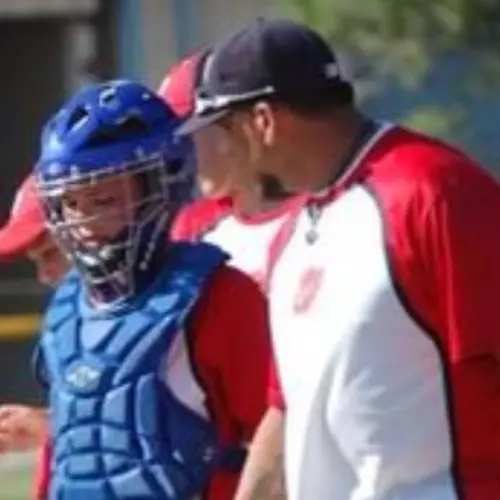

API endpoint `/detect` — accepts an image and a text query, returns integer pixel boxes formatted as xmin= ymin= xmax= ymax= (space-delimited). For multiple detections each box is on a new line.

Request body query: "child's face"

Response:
xmin=60 ymin=172 xmax=140 ymax=247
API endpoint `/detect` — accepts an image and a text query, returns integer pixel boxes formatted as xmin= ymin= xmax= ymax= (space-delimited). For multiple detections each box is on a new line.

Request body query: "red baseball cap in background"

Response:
xmin=0 ymin=174 xmax=46 ymax=259
xmin=157 ymin=52 xmax=204 ymax=118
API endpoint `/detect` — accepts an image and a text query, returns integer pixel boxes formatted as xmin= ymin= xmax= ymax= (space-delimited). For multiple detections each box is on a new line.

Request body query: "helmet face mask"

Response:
xmin=35 ymin=80 xmax=195 ymax=306
xmin=40 ymin=154 xmax=177 ymax=304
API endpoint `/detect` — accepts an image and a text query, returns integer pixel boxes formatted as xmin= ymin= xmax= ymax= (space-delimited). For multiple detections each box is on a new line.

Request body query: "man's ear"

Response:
xmin=252 ymin=101 xmax=276 ymax=147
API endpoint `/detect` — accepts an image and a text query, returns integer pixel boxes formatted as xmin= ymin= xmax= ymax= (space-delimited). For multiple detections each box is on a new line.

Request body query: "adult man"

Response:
xmin=178 ymin=18 xmax=500 ymax=500
xmin=160 ymin=52 xmax=297 ymax=499
xmin=14 ymin=80 xmax=271 ymax=500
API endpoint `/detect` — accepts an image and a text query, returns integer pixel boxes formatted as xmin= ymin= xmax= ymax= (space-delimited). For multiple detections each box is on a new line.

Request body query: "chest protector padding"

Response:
xmin=40 ymin=242 xmax=229 ymax=500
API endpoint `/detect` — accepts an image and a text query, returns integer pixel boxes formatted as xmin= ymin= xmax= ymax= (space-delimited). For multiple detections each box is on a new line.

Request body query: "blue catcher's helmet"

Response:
xmin=35 ymin=80 xmax=195 ymax=305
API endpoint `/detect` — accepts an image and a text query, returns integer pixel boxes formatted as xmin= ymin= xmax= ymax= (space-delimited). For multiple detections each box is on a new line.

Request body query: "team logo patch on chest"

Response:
xmin=65 ymin=359 xmax=103 ymax=393
xmin=293 ymin=267 xmax=324 ymax=314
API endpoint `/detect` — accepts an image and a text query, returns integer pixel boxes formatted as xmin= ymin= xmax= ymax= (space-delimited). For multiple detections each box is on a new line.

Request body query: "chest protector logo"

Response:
xmin=65 ymin=360 xmax=102 ymax=390
xmin=39 ymin=243 xmax=235 ymax=500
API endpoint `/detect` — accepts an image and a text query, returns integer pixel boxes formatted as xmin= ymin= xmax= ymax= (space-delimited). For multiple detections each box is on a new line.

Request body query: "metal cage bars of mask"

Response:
xmin=36 ymin=153 xmax=187 ymax=305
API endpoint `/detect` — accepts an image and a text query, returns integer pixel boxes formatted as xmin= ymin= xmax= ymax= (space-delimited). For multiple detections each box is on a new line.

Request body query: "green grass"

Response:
xmin=0 ymin=465 xmax=32 ymax=500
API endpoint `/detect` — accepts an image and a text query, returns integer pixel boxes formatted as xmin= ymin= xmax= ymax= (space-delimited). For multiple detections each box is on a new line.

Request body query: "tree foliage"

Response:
xmin=277 ymin=0 xmax=500 ymax=158
xmin=278 ymin=0 xmax=500 ymax=87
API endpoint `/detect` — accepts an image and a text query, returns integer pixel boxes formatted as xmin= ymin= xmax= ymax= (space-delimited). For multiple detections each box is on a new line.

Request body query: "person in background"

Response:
xmin=0 ymin=174 xmax=67 ymax=286
xmin=178 ymin=17 xmax=500 ymax=500
xmin=0 ymin=174 xmax=68 ymax=499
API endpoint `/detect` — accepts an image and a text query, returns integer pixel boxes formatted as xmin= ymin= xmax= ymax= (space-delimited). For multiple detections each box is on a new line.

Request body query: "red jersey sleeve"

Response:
xmin=420 ymin=166 xmax=500 ymax=360
xmin=189 ymin=264 xmax=271 ymax=442
xmin=188 ymin=265 xmax=272 ymax=500
xmin=369 ymin=129 xmax=500 ymax=494
xmin=378 ymin=159 xmax=500 ymax=362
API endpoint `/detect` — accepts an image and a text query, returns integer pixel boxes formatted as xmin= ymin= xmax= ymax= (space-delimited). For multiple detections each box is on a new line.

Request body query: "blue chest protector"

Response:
xmin=39 ymin=242 xmax=241 ymax=500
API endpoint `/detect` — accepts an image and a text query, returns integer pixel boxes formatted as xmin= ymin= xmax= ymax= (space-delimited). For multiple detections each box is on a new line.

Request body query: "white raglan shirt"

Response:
xmin=269 ymin=124 xmax=464 ymax=500
xmin=202 ymin=207 xmax=295 ymax=289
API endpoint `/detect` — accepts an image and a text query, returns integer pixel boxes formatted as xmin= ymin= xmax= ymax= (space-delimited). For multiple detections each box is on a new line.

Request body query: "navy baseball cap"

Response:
xmin=176 ymin=18 xmax=349 ymax=136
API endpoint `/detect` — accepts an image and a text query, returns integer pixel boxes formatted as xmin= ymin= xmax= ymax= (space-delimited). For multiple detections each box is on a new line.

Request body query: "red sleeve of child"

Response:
xmin=189 ymin=264 xmax=271 ymax=443
xmin=188 ymin=265 xmax=272 ymax=500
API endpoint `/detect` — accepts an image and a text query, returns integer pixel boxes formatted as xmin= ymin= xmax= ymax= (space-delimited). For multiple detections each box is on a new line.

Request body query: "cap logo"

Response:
xmin=324 ymin=62 xmax=339 ymax=79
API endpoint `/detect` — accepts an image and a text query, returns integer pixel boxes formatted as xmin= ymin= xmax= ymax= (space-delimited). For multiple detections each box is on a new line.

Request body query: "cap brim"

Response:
xmin=0 ymin=219 xmax=45 ymax=259
xmin=175 ymin=109 xmax=230 ymax=136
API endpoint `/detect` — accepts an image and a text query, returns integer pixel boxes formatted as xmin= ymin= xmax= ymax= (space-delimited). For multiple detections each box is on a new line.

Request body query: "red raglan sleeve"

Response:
xmin=384 ymin=160 xmax=500 ymax=361
xmin=377 ymin=156 xmax=500 ymax=487
xmin=421 ymin=166 xmax=500 ymax=360
xmin=190 ymin=265 xmax=271 ymax=442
